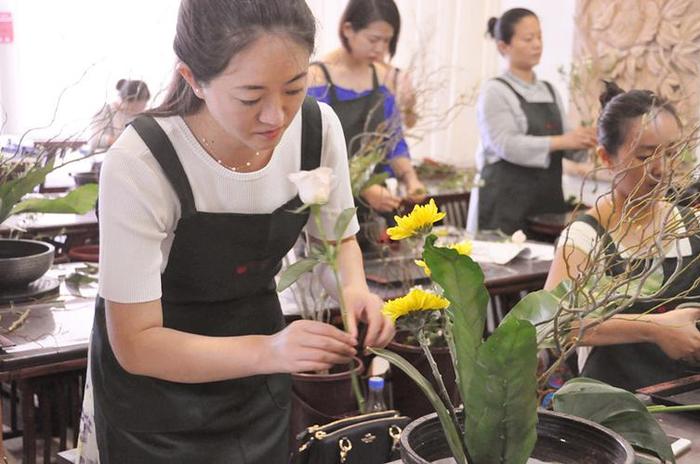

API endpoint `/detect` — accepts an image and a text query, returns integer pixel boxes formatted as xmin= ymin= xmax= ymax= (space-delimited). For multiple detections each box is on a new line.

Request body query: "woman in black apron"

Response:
xmin=307 ymin=0 xmax=425 ymax=220
xmin=546 ymin=81 xmax=700 ymax=391
xmin=471 ymin=8 xmax=597 ymax=235
xmin=90 ymin=1 xmax=394 ymax=462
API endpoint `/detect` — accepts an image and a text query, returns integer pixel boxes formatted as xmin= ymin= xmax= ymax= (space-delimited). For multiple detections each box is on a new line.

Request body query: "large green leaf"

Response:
xmin=464 ymin=317 xmax=538 ymax=464
xmin=553 ymin=377 xmax=675 ymax=463
xmin=423 ymin=235 xmax=489 ymax=407
xmin=11 ymin=184 xmax=98 ymax=216
xmin=370 ymin=347 xmax=468 ymax=464
xmin=334 ymin=207 xmax=358 ymax=241
xmin=276 ymin=257 xmax=319 ymax=293
xmin=503 ymin=290 xmax=562 ymax=348
xmin=0 ymin=161 xmax=55 ymax=223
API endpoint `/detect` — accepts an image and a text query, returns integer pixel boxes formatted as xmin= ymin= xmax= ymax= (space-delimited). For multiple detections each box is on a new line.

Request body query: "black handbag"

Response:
xmin=294 ymin=410 xmax=411 ymax=464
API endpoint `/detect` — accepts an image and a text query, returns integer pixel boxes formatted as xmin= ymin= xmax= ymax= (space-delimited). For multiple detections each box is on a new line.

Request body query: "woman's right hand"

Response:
xmin=650 ymin=307 xmax=700 ymax=362
xmin=265 ymin=320 xmax=357 ymax=373
xmin=361 ymin=184 xmax=402 ymax=213
xmin=551 ymin=127 xmax=597 ymax=151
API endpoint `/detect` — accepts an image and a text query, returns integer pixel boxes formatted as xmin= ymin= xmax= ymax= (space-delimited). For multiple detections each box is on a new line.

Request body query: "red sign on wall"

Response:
xmin=0 ymin=12 xmax=13 ymax=44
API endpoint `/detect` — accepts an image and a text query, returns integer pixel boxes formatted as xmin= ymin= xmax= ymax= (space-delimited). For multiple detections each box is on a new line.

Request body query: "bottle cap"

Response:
xmin=368 ymin=376 xmax=384 ymax=390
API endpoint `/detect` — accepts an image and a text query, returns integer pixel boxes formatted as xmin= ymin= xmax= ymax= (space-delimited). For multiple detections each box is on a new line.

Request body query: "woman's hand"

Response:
xmin=404 ymin=178 xmax=427 ymax=203
xmin=266 ymin=320 xmax=357 ymax=373
xmin=650 ymin=307 xmax=700 ymax=362
xmin=551 ymin=126 xmax=597 ymax=151
xmin=342 ymin=286 xmax=395 ymax=350
xmin=361 ymin=184 xmax=402 ymax=212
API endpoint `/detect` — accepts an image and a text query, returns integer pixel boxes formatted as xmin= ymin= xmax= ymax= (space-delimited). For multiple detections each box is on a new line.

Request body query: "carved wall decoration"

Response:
xmin=571 ymin=0 xmax=700 ymax=128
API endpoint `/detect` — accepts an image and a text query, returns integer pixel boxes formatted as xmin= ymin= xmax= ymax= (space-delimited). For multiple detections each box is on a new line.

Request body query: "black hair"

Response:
xmin=116 ymin=79 xmax=150 ymax=102
xmin=486 ymin=8 xmax=537 ymax=44
xmin=339 ymin=0 xmax=401 ymax=58
xmin=597 ymin=80 xmax=681 ymax=155
xmin=150 ymin=0 xmax=316 ymax=116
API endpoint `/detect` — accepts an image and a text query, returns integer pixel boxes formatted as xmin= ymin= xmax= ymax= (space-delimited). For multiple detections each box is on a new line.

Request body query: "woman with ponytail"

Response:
xmin=468 ymin=8 xmax=597 ymax=235
xmin=78 ymin=1 xmax=394 ymax=462
xmin=545 ymin=81 xmax=700 ymax=391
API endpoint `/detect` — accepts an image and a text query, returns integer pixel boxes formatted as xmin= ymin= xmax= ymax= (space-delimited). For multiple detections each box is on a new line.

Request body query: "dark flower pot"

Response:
xmin=400 ymin=409 xmax=634 ymax=464
xmin=0 ymin=239 xmax=54 ymax=289
xmin=389 ymin=333 xmax=459 ymax=419
xmin=290 ymin=357 xmax=364 ymax=445
xmin=71 ymin=171 xmax=99 ymax=186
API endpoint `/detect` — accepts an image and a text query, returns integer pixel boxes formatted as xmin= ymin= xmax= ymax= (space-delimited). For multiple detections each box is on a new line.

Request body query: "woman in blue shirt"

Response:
xmin=308 ymin=0 xmax=425 ymax=215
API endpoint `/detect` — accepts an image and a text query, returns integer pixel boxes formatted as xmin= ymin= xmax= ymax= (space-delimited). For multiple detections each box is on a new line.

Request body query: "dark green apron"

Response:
xmin=311 ymin=63 xmax=393 ymax=225
xmin=478 ymin=77 xmax=568 ymax=234
xmin=91 ymin=98 xmax=322 ymax=463
xmin=579 ymin=209 xmax=700 ymax=391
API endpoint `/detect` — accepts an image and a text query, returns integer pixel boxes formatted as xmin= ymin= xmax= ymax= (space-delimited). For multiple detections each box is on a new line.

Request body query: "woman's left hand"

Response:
xmin=342 ymin=286 xmax=395 ymax=349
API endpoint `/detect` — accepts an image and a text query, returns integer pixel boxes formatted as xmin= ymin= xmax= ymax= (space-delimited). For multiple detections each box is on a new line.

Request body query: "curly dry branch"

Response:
xmin=541 ymin=126 xmax=700 ymax=383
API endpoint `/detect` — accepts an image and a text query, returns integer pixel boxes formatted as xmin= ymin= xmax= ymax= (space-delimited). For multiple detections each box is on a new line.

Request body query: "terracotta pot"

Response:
xmin=388 ymin=333 xmax=459 ymax=419
xmin=290 ymin=357 xmax=364 ymax=445
xmin=400 ymin=409 xmax=634 ymax=464
xmin=67 ymin=244 xmax=99 ymax=263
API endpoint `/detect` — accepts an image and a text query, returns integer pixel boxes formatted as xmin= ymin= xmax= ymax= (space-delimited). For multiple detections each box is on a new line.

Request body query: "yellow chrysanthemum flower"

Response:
xmin=414 ymin=241 xmax=473 ymax=277
xmin=387 ymin=199 xmax=446 ymax=240
xmin=382 ymin=288 xmax=450 ymax=322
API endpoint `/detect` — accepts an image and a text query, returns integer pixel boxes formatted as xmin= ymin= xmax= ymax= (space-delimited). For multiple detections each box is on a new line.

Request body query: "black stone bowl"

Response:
xmin=400 ymin=409 xmax=634 ymax=464
xmin=0 ymin=239 xmax=55 ymax=289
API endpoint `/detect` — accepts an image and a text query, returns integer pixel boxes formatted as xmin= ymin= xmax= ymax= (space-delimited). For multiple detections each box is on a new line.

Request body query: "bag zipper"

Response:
xmin=297 ymin=411 xmax=400 ymax=452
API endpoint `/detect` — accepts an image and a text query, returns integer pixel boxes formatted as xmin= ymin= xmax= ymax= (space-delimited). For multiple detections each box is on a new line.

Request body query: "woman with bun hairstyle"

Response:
xmin=545 ymin=81 xmax=700 ymax=391
xmin=86 ymin=78 xmax=151 ymax=152
xmin=468 ymin=8 xmax=597 ymax=235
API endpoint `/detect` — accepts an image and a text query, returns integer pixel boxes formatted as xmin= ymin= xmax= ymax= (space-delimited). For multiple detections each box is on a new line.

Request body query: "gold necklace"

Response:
xmin=200 ymin=136 xmax=260 ymax=172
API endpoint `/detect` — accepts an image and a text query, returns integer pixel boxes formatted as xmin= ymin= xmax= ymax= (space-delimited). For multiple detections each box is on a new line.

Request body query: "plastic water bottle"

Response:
xmin=366 ymin=376 xmax=387 ymax=412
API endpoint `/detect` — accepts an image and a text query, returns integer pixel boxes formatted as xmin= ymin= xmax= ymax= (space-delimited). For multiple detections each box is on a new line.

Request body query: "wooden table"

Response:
xmin=526 ymin=211 xmax=574 ymax=243
xmin=0 ymin=263 xmax=94 ymax=464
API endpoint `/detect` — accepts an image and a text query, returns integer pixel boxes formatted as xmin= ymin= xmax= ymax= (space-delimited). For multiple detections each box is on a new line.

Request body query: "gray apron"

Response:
xmin=579 ymin=209 xmax=700 ymax=391
xmin=478 ymin=78 xmax=568 ymax=234
xmin=91 ymin=98 xmax=322 ymax=463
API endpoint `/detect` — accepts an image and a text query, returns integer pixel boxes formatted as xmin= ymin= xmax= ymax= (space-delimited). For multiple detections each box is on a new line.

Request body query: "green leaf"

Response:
xmin=10 ymin=184 xmax=98 ymax=216
xmin=503 ymin=290 xmax=562 ymax=348
xmin=0 ymin=161 xmax=55 ymax=223
xmin=423 ymin=235 xmax=489 ymax=410
xmin=358 ymin=172 xmax=389 ymax=194
xmin=370 ymin=347 xmax=468 ymax=464
xmin=464 ymin=317 xmax=538 ymax=464
xmin=553 ymin=377 xmax=675 ymax=463
xmin=276 ymin=257 xmax=319 ymax=293
xmin=334 ymin=207 xmax=357 ymax=241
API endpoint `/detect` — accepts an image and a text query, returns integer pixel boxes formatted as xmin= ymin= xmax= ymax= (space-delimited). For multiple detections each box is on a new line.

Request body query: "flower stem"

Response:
xmin=418 ymin=328 xmax=463 ymax=436
xmin=332 ymin=263 xmax=366 ymax=414
xmin=647 ymin=404 xmax=700 ymax=414
xmin=310 ymin=205 xmax=366 ymax=413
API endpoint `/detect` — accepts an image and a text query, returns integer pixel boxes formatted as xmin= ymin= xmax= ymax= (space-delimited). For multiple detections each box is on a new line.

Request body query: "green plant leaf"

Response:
xmin=503 ymin=290 xmax=562 ymax=348
xmin=423 ymin=235 xmax=489 ymax=410
xmin=10 ymin=184 xmax=98 ymax=216
xmin=370 ymin=347 xmax=468 ymax=464
xmin=0 ymin=161 xmax=55 ymax=223
xmin=334 ymin=207 xmax=357 ymax=241
xmin=464 ymin=317 xmax=538 ymax=464
xmin=276 ymin=257 xmax=319 ymax=293
xmin=358 ymin=172 xmax=389 ymax=195
xmin=553 ymin=377 xmax=675 ymax=463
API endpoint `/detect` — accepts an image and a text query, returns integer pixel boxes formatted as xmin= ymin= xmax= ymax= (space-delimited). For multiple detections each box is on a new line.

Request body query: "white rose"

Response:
xmin=511 ymin=229 xmax=527 ymax=244
xmin=288 ymin=167 xmax=336 ymax=205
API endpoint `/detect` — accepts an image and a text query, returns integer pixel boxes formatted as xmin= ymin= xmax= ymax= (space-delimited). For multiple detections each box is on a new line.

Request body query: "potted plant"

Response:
xmin=0 ymin=143 xmax=98 ymax=289
xmin=370 ymin=195 xmax=690 ymax=463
